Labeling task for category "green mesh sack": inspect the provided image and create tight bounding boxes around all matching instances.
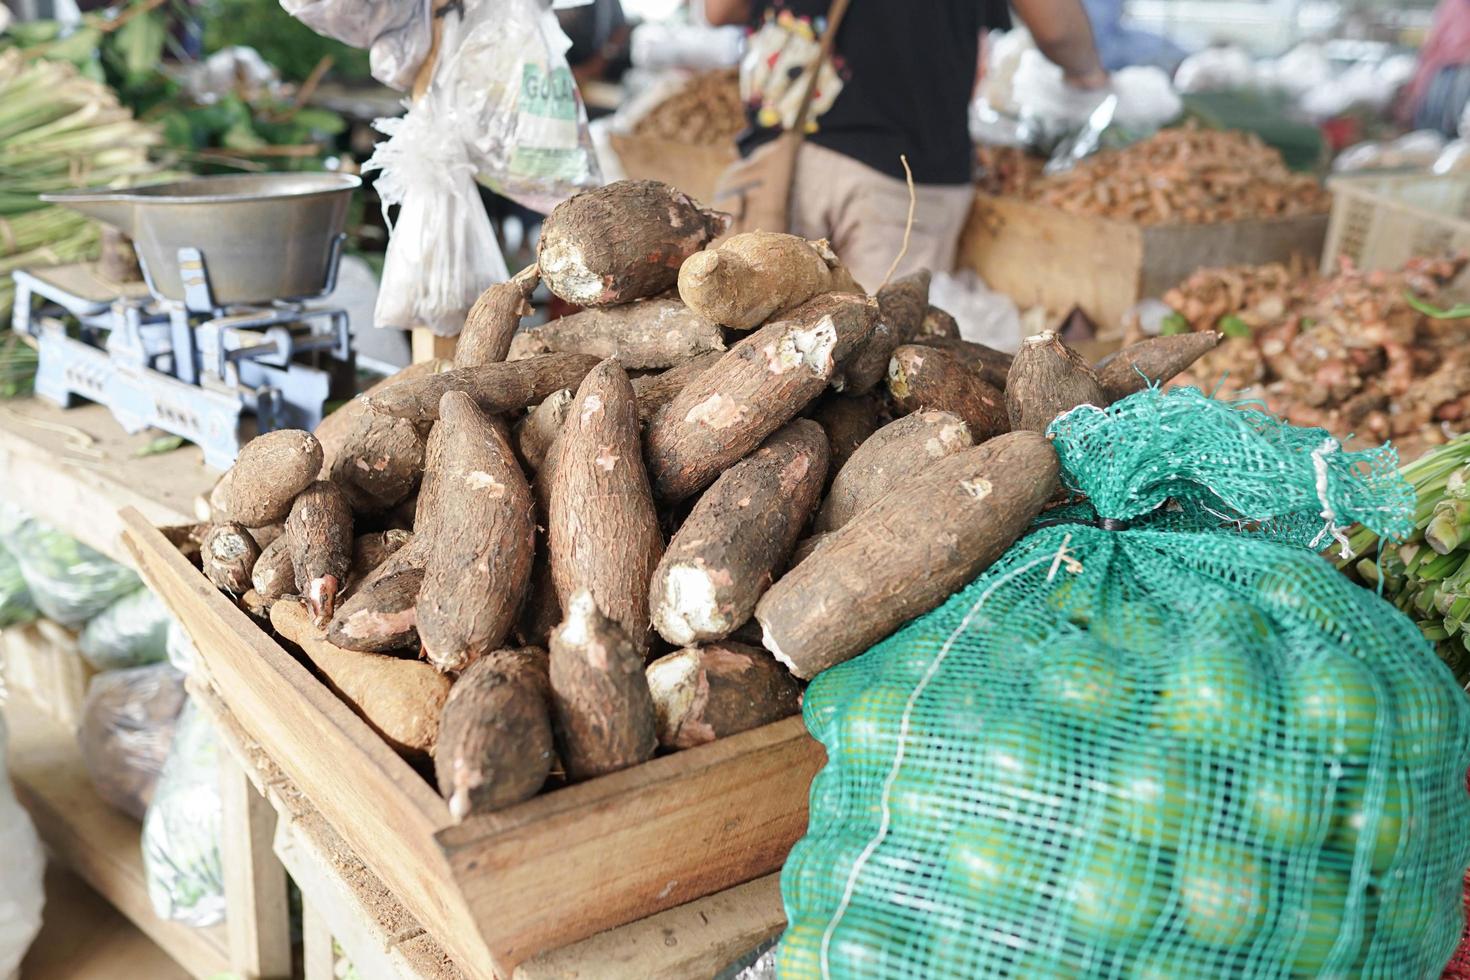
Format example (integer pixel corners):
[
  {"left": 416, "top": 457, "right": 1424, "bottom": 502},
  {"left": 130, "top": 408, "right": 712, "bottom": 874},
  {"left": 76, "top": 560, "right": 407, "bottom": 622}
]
[{"left": 778, "top": 387, "right": 1470, "bottom": 980}]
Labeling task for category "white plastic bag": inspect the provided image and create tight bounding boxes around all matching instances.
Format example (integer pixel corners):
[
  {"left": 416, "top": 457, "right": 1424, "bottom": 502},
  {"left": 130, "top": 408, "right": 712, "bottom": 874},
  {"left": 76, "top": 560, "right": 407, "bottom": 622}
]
[
  {"left": 929, "top": 270, "right": 1023, "bottom": 352},
  {"left": 366, "top": 0, "right": 599, "bottom": 334},
  {"left": 630, "top": 22, "right": 743, "bottom": 72},
  {"left": 1109, "top": 65, "right": 1182, "bottom": 130},
  {"left": 366, "top": 85, "right": 509, "bottom": 334},
  {"left": 142, "top": 701, "right": 225, "bottom": 928},
  {"left": 279, "top": 0, "right": 432, "bottom": 92},
  {"left": 1173, "top": 46, "right": 1253, "bottom": 93},
  {"left": 0, "top": 711, "right": 45, "bottom": 978},
  {"left": 442, "top": 0, "right": 601, "bottom": 212}
]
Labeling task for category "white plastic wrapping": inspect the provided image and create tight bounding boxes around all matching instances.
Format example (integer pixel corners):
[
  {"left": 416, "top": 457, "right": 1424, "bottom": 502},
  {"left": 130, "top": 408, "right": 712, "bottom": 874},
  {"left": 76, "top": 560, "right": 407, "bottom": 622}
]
[
  {"left": 1173, "top": 46, "right": 1254, "bottom": 94},
  {"left": 441, "top": 0, "right": 601, "bottom": 211},
  {"left": 0, "top": 712, "right": 45, "bottom": 978},
  {"left": 142, "top": 701, "right": 225, "bottom": 928},
  {"left": 366, "top": 85, "right": 509, "bottom": 334},
  {"left": 629, "top": 22, "right": 744, "bottom": 72},
  {"left": 280, "top": 0, "right": 432, "bottom": 92},
  {"left": 366, "top": 0, "right": 599, "bottom": 334},
  {"left": 929, "top": 270, "right": 1023, "bottom": 353}
]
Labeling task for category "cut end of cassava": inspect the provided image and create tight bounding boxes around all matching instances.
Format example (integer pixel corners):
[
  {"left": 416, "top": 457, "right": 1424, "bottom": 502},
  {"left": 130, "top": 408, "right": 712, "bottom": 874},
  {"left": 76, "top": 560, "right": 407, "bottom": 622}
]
[
  {"left": 887, "top": 353, "right": 911, "bottom": 399},
  {"left": 644, "top": 649, "right": 702, "bottom": 746},
  {"left": 538, "top": 242, "right": 608, "bottom": 306},
  {"left": 1022, "top": 330, "right": 1058, "bottom": 347},
  {"left": 654, "top": 563, "right": 731, "bottom": 647},
  {"left": 306, "top": 574, "right": 340, "bottom": 628},
  {"left": 758, "top": 616, "right": 802, "bottom": 678},
  {"left": 559, "top": 589, "right": 598, "bottom": 647},
  {"left": 769, "top": 316, "right": 839, "bottom": 377}
]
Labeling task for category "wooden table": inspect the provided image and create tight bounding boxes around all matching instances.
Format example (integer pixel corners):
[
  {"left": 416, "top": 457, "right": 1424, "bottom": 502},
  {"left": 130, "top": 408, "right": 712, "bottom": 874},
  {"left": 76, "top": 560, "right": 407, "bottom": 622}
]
[{"left": 0, "top": 396, "right": 788, "bottom": 979}]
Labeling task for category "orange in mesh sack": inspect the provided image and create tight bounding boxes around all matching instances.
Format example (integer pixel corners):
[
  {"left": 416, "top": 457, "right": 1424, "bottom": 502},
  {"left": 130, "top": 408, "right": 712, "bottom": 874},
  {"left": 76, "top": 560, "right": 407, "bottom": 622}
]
[{"left": 779, "top": 387, "right": 1470, "bottom": 979}]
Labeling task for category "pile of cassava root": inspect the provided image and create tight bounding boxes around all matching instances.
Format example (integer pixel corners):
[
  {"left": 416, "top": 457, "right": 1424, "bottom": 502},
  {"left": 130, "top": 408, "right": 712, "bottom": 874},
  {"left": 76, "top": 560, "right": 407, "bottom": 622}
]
[{"left": 194, "top": 179, "right": 1222, "bottom": 821}]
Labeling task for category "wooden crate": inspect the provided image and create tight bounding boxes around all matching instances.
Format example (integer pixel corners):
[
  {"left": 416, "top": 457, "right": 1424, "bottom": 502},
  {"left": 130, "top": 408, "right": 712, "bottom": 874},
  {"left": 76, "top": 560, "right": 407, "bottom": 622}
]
[
  {"left": 608, "top": 132, "right": 737, "bottom": 205},
  {"left": 3, "top": 619, "right": 93, "bottom": 731},
  {"left": 958, "top": 193, "right": 1330, "bottom": 336},
  {"left": 121, "top": 510, "right": 824, "bottom": 980}
]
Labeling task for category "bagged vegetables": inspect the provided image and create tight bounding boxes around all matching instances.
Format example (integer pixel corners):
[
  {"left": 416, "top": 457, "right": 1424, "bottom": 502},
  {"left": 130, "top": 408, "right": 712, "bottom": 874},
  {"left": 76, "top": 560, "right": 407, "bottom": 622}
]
[
  {"left": 779, "top": 387, "right": 1470, "bottom": 979},
  {"left": 78, "top": 587, "right": 173, "bottom": 670},
  {"left": 0, "top": 543, "right": 37, "bottom": 628},
  {"left": 142, "top": 701, "right": 224, "bottom": 927},
  {"left": 77, "top": 663, "right": 187, "bottom": 820},
  {"left": 0, "top": 506, "right": 140, "bottom": 627}
]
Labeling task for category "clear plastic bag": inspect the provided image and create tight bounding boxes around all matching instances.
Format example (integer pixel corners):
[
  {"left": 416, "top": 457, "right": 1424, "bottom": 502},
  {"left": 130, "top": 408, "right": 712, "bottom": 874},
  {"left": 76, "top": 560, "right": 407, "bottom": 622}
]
[
  {"left": 0, "top": 711, "right": 45, "bottom": 977},
  {"left": 78, "top": 587, "right": 173, "bottom": 671},
  {"left": 0, "top": 506, "right": 140, "bottom": 627},
  {"left": 0, "top": 543, "right": 38, "bottom": 629},
  {"left": 442, "top": 0, "right": 601, "bottom": 212},
  {"left": 280, "top": 0, "right": 432, "bottom": 92},
  {"left": 366, "top": 84, "right": 510, "bottom": 334},
  {"left": 142, "top": 701, "right": 225, "bottom": 928},
  {"left": 77, "top": 663, "right": 187, "bottom": 821},
  {"left": 366, "top": 0, "right": 599, "bottom": 334}
]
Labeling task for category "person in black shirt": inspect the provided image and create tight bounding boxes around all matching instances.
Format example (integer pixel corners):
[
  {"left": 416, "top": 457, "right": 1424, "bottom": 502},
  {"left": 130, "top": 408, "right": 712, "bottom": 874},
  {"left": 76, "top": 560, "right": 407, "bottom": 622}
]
[{"left": 706, "top": 0, "right": 1106, "bottom": 289}]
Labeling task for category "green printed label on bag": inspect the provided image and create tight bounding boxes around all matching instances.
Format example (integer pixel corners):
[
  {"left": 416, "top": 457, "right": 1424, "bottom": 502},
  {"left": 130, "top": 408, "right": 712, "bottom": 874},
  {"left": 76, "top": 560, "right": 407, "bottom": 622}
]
[
  {"left": 513, "top": 63, "right": 588, "bottom": 180},
  {"left": 520, "top": 63, "right": 577, "bottom": 122}
]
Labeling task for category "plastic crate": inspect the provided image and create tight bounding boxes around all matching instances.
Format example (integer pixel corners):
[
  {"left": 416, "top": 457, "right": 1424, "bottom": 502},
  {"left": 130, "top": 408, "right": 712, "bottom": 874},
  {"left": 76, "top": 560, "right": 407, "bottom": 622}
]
[{"left": 1323, "top": 173, "right": 1470, "bottom": 276}]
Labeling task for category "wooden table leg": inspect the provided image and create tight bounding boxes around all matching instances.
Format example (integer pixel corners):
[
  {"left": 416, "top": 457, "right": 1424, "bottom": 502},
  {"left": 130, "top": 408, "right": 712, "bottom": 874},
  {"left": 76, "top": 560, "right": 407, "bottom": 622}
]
[
  {"left": 303, "top": 901, "right": 336, "bottom": 980},
  {"left": 411, "top": 328, "right": 456, "bottom": 364},
  {"left": 219, "top": 747, "right": 293, "bottom": 979}
]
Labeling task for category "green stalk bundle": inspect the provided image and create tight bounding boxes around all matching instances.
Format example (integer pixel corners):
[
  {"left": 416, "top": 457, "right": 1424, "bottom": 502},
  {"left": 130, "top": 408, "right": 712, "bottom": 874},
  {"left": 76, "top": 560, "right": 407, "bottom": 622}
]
[{"left": 1338, "top": 434, "right": 1470, "bottom": 685}]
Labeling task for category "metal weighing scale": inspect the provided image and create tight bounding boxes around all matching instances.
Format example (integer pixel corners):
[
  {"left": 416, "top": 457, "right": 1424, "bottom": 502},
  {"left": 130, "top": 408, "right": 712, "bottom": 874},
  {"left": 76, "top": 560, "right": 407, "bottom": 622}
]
[{"left": 10, "top": 172, "right": 362, "bottom": 468}]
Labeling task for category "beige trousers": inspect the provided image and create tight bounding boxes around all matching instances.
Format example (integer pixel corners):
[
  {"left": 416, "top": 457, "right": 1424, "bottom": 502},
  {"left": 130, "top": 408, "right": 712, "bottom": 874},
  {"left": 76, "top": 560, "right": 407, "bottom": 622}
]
[{"left": 787, "top": 142, "right": 977, "bottom": 292}]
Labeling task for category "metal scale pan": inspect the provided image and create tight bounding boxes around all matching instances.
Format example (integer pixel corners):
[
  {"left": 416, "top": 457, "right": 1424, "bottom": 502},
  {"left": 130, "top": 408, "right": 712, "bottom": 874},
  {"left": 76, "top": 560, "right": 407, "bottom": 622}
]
[{"left": 16, "top": 173, "right": 362, "bottom": 468}]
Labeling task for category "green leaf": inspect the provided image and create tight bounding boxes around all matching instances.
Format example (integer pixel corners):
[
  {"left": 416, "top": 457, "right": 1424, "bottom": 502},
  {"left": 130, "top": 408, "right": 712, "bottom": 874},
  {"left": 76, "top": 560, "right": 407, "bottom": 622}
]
[
  {"left": 43, "top": 25, "right": 105, "bottom": 65},
  {"left": 1405, "top": 291, "right": 1470, "bottom": 320},
  {"left": 1159, "top": 312, "right": 1190, "bottom": 336},
  {"left": 115, "top": 11, "right": 168, "bottom": 85},
  {"left": 133, "top": 435, "right": 186, "bottom": 457},
  {"left": 221, "top": 120, "right": 267, "bottom": 151},
  {"left": 1217, "top": 314, "right": 1252, "bottom": 339},
  {"left": 290, "top": 107, "right": 347, "bottom": 136}
]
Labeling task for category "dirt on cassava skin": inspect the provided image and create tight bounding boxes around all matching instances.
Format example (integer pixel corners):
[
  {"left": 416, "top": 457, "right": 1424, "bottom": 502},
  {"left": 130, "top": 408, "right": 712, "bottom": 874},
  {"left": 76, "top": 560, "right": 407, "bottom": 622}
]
[
  {"left": 211, "top": 429, "right": 323, "bottom": 527},
  {"left": 512, "top": 389, "right": 574, "bottom": 474},
  {"left": 538, "top": 180, "right": 729, "bottom": 307},
  {"left": 548, "top": 589, "right": 658, "bottom": 781},
  {"left": 507, "top": 298, "right": 725, "bottom": 370},
  {"left": 455, "top": 265, "right": 539, "bottom": 368},
  {"left": 287, "top": 481, "right": 354, "bottom": 626},
  {"left": 839, "top": 270, "right": 932, "bottom": 394},
  {"left": 917, "top": 304, "right": 961, "bottom": 339},
  {"left": 677, "top": 232, "right": 863, "bottom": 330},
  {"left": 755, "top": 431, "right": 1060, "bottom": 679},
  {"left": 888, "top": 345, "right": 1009, "bottom": 442},
  {"left": 315, "top": 359, "right": 444, "bottom": 480},
  {"left": 202, "top": 521, "right": 261, "bottom": 594},
  {"left": 629, "top": 351, "right": 723, "bottom": 423},
  {"left": 250, "top": 534, "right": 294, "bottom": 602},
  {"left": 645, "top": 641, "right": 803, "bottom": 750},
  {"left": 814, "top": 409, "right": 973, "bottom": 534},
  {"left": 649, "top": 419, "right": 828, "bottom": 648},
  {"left": 415, "top": 392, "right": 535, "bottom": 673},
  {"left": 807, "top": 392, "right": 880, "bottom": 476},
  {"left": 367, "top": 353, "right": 600, "bottom": 423},
  {"left": 328, "top": 409, "right": 426, "bottom": 513},
  {"left": 913, "top": 335, "right": 1014, "bottom": 391},
  {"left": 1006, "top": 331, "right": 1108, "bottom": 433},
  {"left": 1094, "top": 330, "right": 1222, "bottom": 403},
  {"left": 435, "top": 646, "right": 553, "bottom": 820},
  {"left": 327, "top": 566, "right": 424, "bottom": 654},
  {"left": 548, "top": 360, "right": 665, "bottom": 653},
  {"left": 272, "top": 599, "right": 448, "bottom": 759},
  {"left": 645, "top": 291, "right": 877, "bottom": 501}
]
